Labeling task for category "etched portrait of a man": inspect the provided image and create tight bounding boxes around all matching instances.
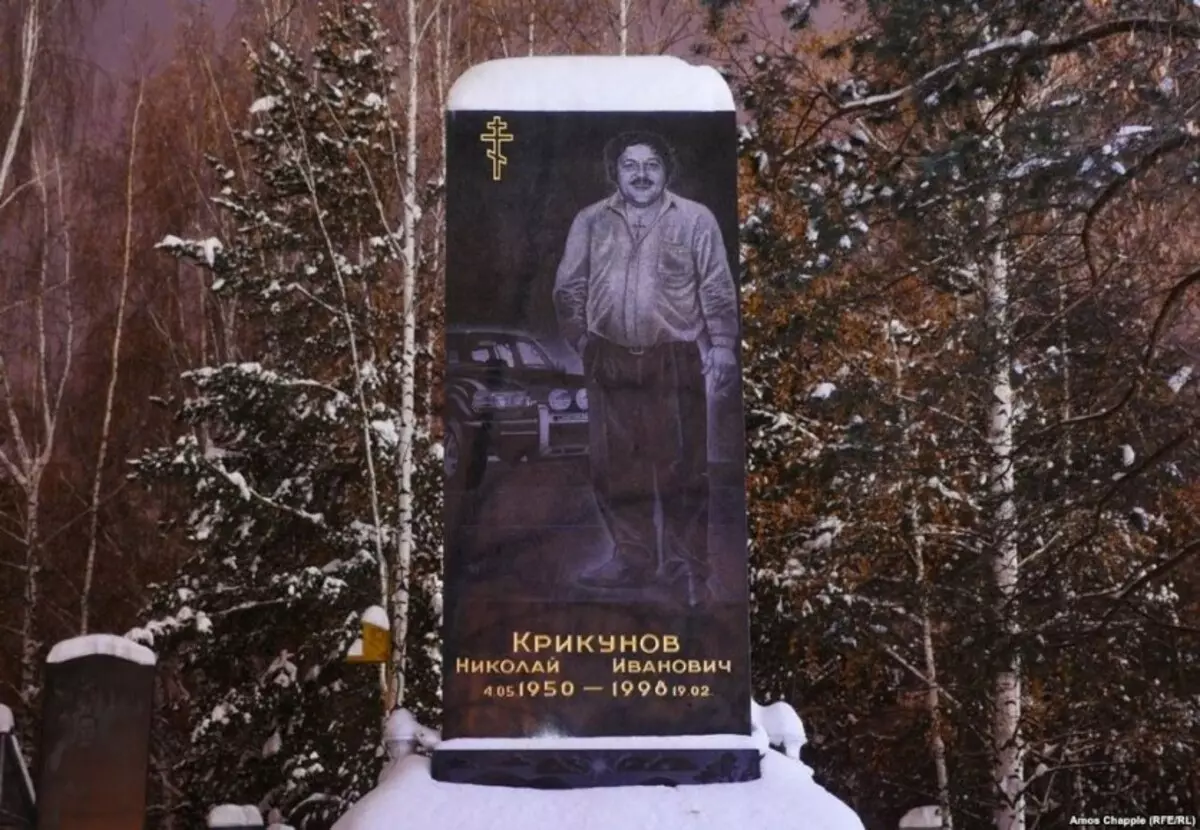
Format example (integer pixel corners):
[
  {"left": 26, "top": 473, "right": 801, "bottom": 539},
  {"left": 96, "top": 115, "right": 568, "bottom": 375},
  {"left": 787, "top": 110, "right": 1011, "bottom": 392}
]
[{"left": 553, "top": 131, "right": 739, "bottom": 607}]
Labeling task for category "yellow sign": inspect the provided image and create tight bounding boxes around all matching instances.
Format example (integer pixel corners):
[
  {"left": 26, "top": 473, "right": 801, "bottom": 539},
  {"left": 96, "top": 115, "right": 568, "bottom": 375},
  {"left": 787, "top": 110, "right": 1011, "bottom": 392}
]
[{"left": 480, "top": 116, "right": 514, "bottom": 181}]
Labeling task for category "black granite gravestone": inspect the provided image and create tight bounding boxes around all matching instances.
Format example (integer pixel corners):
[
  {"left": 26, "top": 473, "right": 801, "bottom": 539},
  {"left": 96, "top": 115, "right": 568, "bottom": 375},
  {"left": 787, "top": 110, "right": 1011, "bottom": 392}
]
[{"left": 435, "top": 56, "right": 757, "bottom": 788}]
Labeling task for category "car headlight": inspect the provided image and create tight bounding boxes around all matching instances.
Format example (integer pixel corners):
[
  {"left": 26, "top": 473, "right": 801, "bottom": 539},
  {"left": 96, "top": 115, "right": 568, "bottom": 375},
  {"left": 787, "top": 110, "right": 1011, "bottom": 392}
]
[
  {"left": 472, "top": 390, "right": 532, "bottom": 410},
  {"left": 575, "top": 388, "right": 588, "bottom": 411},
  {"left": 547, "top": 389, "right": 572, "bottom": 411}
]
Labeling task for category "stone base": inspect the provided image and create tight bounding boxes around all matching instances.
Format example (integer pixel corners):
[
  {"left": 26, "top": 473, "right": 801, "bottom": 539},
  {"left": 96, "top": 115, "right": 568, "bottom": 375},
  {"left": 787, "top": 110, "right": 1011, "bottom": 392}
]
[
  {"left": 334, "top": 746, "right": 865, "bottom": 830},
  {"left": 431, "top": 736, "right": 761, "bottom": 788}
]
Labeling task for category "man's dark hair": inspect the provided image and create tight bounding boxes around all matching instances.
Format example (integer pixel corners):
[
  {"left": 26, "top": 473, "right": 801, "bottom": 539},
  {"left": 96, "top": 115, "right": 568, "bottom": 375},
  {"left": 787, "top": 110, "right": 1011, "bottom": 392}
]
[{"left": 603, "top": 131, "right": 676, "bottom": 185}]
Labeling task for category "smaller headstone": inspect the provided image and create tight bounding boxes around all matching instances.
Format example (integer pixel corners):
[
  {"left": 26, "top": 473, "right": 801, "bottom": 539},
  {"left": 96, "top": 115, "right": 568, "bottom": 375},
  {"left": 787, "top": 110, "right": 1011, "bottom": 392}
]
[
  {"left": 36, "top": 635, "right": 156, "bottom": 830},
  {"left": 0, "top": 704, "right": 37, "bottom": 830},
  {"left": 206, "top": 805, "right": 263, "bottom": 830},
  {"left": 899, "top": 805, "right": 944, "bottom": 829}
]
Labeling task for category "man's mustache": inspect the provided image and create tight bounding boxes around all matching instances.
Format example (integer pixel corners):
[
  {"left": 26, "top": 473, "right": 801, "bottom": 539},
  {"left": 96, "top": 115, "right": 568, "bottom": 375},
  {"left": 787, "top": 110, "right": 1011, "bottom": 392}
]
[{"left": 630, "top": 177, "right": 654, "bottom": 187}]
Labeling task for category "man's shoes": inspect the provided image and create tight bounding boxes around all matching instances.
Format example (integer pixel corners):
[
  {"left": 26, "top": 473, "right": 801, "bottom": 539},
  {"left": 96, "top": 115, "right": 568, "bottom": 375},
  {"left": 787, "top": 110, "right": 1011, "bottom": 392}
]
[
  {"left": 663, "top": 566, "right": 715, "bottom": 608},
  {"left": 579, "top": 544, "right": 656, "bottom": 589}
]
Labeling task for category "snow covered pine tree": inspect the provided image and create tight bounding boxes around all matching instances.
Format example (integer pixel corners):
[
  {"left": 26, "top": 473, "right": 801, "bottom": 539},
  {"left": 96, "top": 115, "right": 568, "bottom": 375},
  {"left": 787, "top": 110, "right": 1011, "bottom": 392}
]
[{"left": 131, "top": 3, "right": 443, "bottom": 825}]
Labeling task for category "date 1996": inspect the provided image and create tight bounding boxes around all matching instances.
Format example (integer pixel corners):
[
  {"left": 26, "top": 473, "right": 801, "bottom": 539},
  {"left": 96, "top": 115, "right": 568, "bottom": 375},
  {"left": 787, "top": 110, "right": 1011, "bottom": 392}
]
[{"left": 613, "top": 680, "right": 712, "bottom": 698}]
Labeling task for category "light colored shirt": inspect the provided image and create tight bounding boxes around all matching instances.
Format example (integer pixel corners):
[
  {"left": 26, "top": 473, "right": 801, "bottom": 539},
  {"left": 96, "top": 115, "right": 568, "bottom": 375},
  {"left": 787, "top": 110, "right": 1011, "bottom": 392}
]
[{"left": 553, "top": 190, "right": 739, "bottom": 351}]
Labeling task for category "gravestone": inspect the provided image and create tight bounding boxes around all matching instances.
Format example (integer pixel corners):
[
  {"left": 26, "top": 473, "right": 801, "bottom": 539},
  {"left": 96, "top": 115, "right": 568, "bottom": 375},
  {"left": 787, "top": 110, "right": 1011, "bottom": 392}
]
[
  {"left": 435, "top": 54, "right": 757, "bottom": 788},
  {"left": 206, "top": 806, "right": 263, "bottom": 830},
  {"left": 899, "top": 805, "right": 944, "bottom": 829},
  {"left": 36, "top": 635, "right": 155, "bottom": 830},
  {"left": 0, "top": 705, "right": 36, "bottom": 830}
]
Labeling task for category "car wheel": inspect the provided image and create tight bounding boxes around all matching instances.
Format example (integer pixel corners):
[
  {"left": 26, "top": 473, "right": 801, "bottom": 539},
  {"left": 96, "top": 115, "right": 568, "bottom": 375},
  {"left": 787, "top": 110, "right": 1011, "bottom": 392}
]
[{"left": 444, "top": 421, "right": 484, "bottom": 490}]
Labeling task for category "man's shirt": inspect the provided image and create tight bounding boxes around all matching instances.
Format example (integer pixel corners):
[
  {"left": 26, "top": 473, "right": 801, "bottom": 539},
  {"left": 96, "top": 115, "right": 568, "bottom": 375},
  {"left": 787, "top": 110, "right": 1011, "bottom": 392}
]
[{"left": 553, "top": 190, "right": 739, "bottom": 351}]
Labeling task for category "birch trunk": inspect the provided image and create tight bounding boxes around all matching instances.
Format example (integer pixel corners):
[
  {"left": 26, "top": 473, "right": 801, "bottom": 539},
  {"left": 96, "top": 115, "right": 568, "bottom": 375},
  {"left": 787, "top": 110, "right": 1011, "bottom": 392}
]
[
  {"left": 0, "top": 0, "right": 38, "bottom": 203},
  {"left": 984, "top": 188, "right": 1025, "bottom": 830},
  {"left": 618, "top": 0, "right": 630, "bottom": 55},
  {"left": 1057, "top": 273, "right": 1071, "bottom": 470},
  {"left": 18, "top": 487, "right": 42, "bottom": 733},
  {"left": 421, "top": 3, "right": 450, "bottom": 437},
  {"left": 4, "top": 143, "right": 74, "bottom": 741},
  {"left": 0, "top": 8, "right": 42, "bottom": 714},
  {"left": 389, "top": 0, "right": 422, "bottom": 712},
  {"left": 81, "top": 83, "right": 144, "bottom": 634},
  {"left": 917, "top": 541, "right": 954, "bottom": 829},
  {"left": 888, "top": 322, "right": 954, "bottom": 830}
]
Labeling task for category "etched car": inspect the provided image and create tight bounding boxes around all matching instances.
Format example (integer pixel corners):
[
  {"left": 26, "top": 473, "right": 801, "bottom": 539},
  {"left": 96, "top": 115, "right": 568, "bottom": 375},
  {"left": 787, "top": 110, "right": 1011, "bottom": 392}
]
[{"left": 443, "top": 326, "right": 589, "bottom": 488}]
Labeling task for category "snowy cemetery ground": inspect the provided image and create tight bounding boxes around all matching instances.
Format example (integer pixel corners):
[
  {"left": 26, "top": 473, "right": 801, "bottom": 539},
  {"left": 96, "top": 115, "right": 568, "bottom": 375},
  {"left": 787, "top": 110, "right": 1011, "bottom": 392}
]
[{"left": 331, "top": 700, "right": 865, "bottom": 830}]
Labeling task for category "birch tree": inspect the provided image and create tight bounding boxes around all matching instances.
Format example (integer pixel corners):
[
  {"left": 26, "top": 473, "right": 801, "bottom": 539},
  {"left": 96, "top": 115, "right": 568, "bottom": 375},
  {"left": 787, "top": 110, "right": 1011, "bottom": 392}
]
[
  {"left": 0, "top": 0, "right": 93, "bottom": 745},
  {"left": 80, "top": 82, "right": 144, "bottom": 635}
]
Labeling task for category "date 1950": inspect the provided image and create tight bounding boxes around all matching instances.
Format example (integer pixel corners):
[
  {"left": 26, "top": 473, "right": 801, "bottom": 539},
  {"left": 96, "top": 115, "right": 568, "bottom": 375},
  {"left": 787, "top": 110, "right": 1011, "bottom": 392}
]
[{"left": 483, "top": 680, "right": 712, "bottom": 698}]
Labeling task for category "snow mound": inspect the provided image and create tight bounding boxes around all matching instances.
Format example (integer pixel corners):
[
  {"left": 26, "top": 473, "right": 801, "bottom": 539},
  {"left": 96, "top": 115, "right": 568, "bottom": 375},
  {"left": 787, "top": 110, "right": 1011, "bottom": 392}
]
[
  {"left": 810, "top": 382, "right": 837, "bottom": 400},
  {"left": 752, "top": 700, "right": 806, "bottom": 759},
  {"left": 208, "top": 805, "right": 264, "bottom": 827},
  {"left": 384, "top": 708, "right": 439, "bottom": 749},
  {"left": 1168, "top": 365, "right": 1192, "bottom": 393},
  {"left": 46, "top": 634, "right": 157, "bottom": 666},
  {"left": 362, "top": 605, "right": 389, "bottom": 630},
  {"left": 0, "top": 704, "right": 12, "bottom": 732},
  {"left": 447, "top": 56, "right": 735, "bottom": 112},
  {"left": 899, "top": 805, "right": 943, "bottom": 828},
  {"left": 334, "top": 749, "right": 862, "bottom": 830}
]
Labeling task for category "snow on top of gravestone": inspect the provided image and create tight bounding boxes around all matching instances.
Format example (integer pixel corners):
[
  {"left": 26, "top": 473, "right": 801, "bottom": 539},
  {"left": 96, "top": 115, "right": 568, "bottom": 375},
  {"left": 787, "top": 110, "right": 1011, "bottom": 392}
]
[
  {"left": 332, "top": 747, "right": 864, "bottom": 830},
  {"left": 362, "top": 605, "right": 389, "bottom": 629},
  {"left": 46, "top": 634, "right": 157, "bottom": 666},
  {"left": 208, "top": 805, "right": 264, "bottom": 827},
  {"left": 0, "top": 703, "right": 12, "bottom": 732},
  {"left": 447, "top": 56, "right": 735, "bottom": 113}
]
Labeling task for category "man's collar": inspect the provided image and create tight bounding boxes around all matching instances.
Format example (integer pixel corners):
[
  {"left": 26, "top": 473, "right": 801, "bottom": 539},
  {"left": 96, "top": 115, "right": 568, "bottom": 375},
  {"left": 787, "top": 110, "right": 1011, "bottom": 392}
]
[{"left": 605, "top": 189, "right": 678, "bottom": 212}]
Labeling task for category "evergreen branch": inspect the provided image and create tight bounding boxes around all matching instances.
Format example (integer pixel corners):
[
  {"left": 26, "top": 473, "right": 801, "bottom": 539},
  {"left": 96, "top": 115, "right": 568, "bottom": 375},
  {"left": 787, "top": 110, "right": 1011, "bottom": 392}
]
[
  {"left": 1020, "top": 265, "right": 1200, "bottom": 441},
  {"left": 839, "top": 18, "right": 1200, "bottom": 116},
  {"left": 1082, "top": 132, "right": 1195, "bottom": 282},
  {"left": 1092, "top": 536, "right": 1200, "bottom": 633},
  {"left": 206, "top": 458, "right": 324, "bottom": 526}
]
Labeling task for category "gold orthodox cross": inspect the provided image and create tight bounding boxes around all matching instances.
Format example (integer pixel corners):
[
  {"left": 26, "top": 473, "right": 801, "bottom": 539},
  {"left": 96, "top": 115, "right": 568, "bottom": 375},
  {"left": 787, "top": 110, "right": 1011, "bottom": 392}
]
[{"left": 480, "top": 116, "right": 514, "bottom": 181}]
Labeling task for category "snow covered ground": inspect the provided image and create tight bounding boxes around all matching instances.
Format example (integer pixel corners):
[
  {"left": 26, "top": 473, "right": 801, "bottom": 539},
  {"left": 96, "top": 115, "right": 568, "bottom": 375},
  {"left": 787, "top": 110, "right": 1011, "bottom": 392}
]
[
  {"left": 335, "top": 703, "right": 863, "bottom": 830},
  {"left": 334, "top": 749, "right": 862, "bottom": 830}
]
